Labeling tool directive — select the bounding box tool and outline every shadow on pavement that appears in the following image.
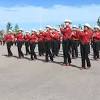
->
[2,54,81,70]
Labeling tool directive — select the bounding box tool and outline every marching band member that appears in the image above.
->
[16,29,24,58]
[29,30,38,60]
[79,23,93,69]
[60,19,72,66]
[92,25,100,60]
[4,30,14,57]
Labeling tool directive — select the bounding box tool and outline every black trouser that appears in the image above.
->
[25,41,30,55]
[71,40,78,58]
[52,40,59,57]
[93,41,100,59]
[62,39,71,64]
[45,41,53,62]
[17,41,24,58]
[6,41,13,56]
[0,40,2,45]
[30,42,37,60]
[58,40,61,53]
[38,41,45,56]
[80,43,91,68]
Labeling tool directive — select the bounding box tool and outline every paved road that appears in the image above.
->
[0,45,100,100]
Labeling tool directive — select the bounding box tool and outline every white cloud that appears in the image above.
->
[0,4,100,26]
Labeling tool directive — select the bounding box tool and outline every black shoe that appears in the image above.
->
[8,54,12,57]
[34,56,37,59]
[31,56,34,60]
[8,55,11,57]
[80,66,86,70]
[87,65,91,69]
[72,57,75,59]
[63,63,68,66]
[18,56,21,59]
[45,59,49,62]
[21,54,24,58]
[50,58,54,62]
[94,57,97,60]
[31,58,34,60]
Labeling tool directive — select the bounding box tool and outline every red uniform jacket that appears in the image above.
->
[51,31,60,40]
[43,31,52,41]
[38,32,44,42]
[71,30,80,40]
[24,34,30,42]
[79,30,92,44]
[30,34,38,43]
[92,32,100,41]
[16,32,24,42]
[4,34,14,42]
[60,25,72,40]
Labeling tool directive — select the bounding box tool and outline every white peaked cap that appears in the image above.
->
[53,26,57,29]
[8,30,12,32]
[31,29,37,32]
[73,25,78,28]
[25,31,30,33]
[46,25,52,29]
[84,23,92,29]
[39,28,43,31]
[64,19,72,23]
[94,25,100,30]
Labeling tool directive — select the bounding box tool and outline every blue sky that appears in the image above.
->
[0,0,100,31]
[0,0,100,7]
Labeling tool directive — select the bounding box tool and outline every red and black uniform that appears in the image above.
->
[29,33,38,60]
[92,31,100,59]
[4,34,14,56]
[51,30,60,57]
[79,30,92,68]
[37,32,45,56]
[60,25,72,65]
[24,33,30,55]
[43,30,53,62]
[16,32,24,58]
[71,30,80,58]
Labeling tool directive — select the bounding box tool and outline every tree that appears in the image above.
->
[97,16,100,27]
[14,24,19,33]
[6,22,12,33]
